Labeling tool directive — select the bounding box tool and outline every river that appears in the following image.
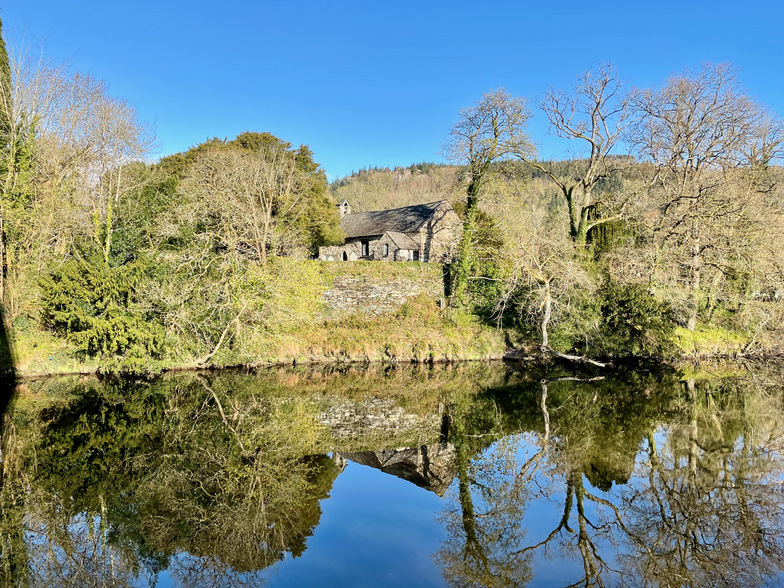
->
[1,361,782,586]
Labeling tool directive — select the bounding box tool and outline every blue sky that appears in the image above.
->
[4,1,783,180]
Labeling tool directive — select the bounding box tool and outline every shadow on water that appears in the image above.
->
[0,310,22,584]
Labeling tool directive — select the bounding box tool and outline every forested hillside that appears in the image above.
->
[331,163,460,211]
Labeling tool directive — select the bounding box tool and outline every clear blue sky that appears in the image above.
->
[4,1,783,180]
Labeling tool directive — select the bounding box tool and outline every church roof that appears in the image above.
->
[341,200,449,239]
[384,231,419,251]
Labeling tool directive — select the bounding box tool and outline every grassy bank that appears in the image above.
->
[673,325,750,359]
[10,260,506,377]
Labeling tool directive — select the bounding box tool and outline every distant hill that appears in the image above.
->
[329,158,642,215]
[330,163,462,211]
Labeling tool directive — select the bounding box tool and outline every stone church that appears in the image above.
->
[318,199,462,263]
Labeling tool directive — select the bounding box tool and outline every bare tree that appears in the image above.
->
[442,88,533,303]
[630,63,783,330]
[179,145,307,265]
[0,36,157,337]
[443,88,533,213]
[39,71,154,263]
[523,64,636,248]
[494,195,599,360]
[6,43,154,255]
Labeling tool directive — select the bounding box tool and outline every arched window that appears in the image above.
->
[342,251,348,261]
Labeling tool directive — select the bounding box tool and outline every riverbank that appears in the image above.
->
[5,258,778,379]
[9,289,508,378]
[10,315,775,380]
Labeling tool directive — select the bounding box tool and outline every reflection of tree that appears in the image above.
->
[1,374,342,585]
[0,408,28,585]
[0,363,504,585]
[611,378,784,587]
[437,368,784,587]
[436,387,534,587]
[505,379,622,587]
[3,364,784,586]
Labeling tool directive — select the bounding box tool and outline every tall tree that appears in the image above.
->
[522,64,635,248]
[0,19,36,314]
[0,17,11,138]
[630,63,783,330]
[0,16,13,305]
[443,88,533,304]
[494,197,595,353]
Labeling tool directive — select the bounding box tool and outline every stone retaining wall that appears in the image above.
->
[320,266,444,316]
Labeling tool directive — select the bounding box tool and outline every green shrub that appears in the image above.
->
[40,258,165,368]
[597,282,675,357]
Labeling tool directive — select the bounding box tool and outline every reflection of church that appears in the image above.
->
[315,393,459,496]
[582,451,636,492]
[336,443,457,496]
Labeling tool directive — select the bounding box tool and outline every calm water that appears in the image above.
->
[1,362,783,587]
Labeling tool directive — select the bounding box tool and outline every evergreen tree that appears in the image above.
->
[0,16,11,305]
[0,17,10,137]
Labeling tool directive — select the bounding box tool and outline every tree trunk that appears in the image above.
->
[687,223,701,331]
[451,203,478,307]
[540,280,551,349]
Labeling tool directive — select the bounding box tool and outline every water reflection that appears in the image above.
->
[0,363,782,586]
[437,368,784,587]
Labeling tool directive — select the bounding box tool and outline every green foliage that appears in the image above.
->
[548,288,602,353]
[0,16,11,139]
[39,258,165,368]
[586,210,635,257]
[450,201,507,318]
[597,281,676,357]
[156,137,226,179]
[111,163,179,263]
[292,144,345,248]
[0,116,36,265]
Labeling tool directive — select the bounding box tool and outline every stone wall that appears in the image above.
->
[319,240,366,261]
[320,265,445,317]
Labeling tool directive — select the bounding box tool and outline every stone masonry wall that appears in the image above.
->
[320,266,444,317]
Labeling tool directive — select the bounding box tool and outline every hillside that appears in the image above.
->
[330,164,462,211]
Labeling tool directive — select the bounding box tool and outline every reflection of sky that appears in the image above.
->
[261,460,448,588]
[149,460,448,587]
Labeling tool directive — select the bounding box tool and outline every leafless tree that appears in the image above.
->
[180,145,307,266]
[443,88,533,213]
[522,64,636,248]
[630,63,784,330]
[443,89,534,303]
[495,196,595,352]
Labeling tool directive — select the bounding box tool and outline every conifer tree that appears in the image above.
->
[0,16,12,304]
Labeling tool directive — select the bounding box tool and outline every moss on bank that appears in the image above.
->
[673,326,750,358]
